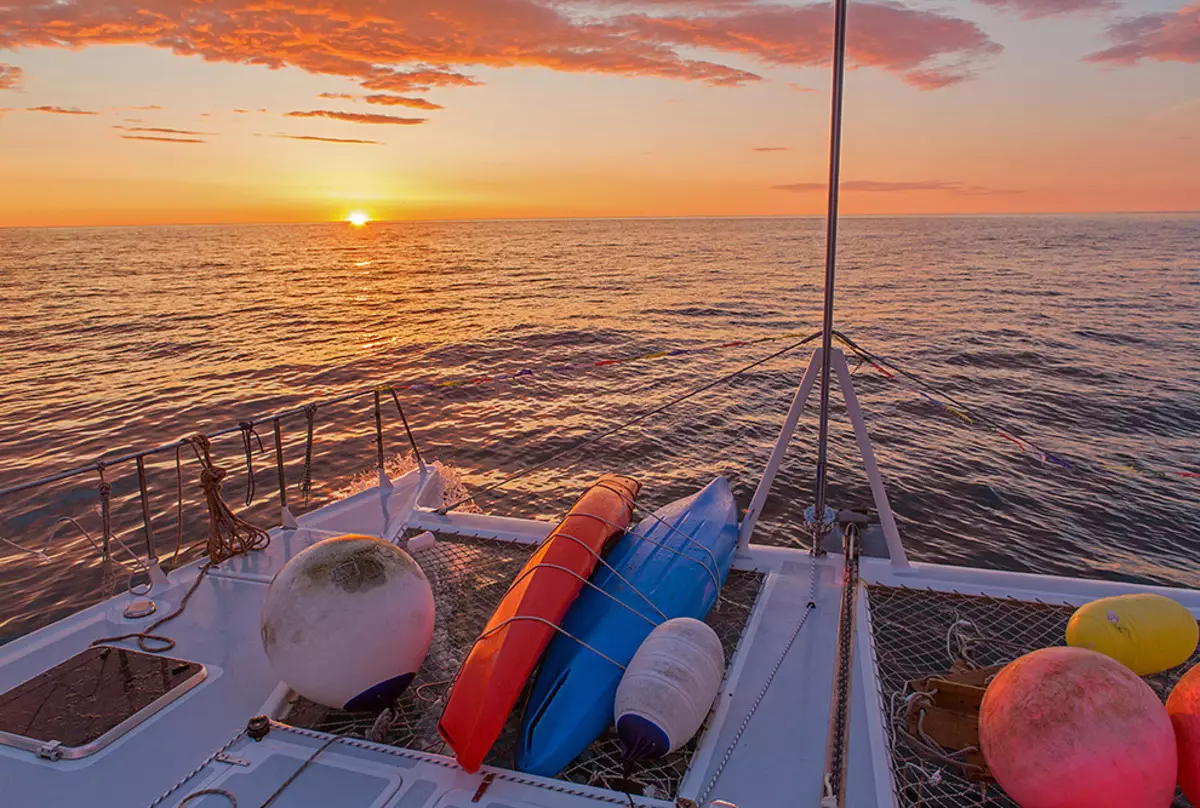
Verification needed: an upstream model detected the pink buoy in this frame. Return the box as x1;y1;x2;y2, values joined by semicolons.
979;646;1176;808
1168;663;1200;803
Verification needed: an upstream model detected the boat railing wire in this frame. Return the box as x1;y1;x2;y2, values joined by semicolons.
0;331;821;642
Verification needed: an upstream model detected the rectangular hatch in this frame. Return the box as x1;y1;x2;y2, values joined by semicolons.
0;645;206;760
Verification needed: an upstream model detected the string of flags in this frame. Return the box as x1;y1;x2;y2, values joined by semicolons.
384;331;813;393
378;326;1194;486
835;335;1198;485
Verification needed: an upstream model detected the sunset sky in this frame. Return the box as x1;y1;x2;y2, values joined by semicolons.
0;0;1197;226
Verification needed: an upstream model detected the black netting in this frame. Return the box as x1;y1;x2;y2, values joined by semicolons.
285;533;764;800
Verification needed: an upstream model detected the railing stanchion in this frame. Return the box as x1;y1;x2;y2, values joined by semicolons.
273;418;298;530
374;389;393;490
390;388;426;474
136;456;156;564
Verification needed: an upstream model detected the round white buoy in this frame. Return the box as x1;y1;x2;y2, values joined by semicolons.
615;617;725;760
260;534;435;711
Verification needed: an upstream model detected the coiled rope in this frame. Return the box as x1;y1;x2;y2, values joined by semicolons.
90;433;270;653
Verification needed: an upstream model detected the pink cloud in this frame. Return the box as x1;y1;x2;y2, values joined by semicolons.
614;3;1002;88
973;0;1118;19
0;62;21;90
121;135;205;143
286;109;425;125
1087;3;1200;64
0;1;1001;99
27;105;97;115
775;179;1023;195
276;134;381;144
364;94;443;110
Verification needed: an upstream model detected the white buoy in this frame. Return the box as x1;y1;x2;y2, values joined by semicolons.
615;617;725;760
260;534;435;711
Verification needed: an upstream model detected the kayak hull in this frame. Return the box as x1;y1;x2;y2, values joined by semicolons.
517;476;738;777
438;474;640;773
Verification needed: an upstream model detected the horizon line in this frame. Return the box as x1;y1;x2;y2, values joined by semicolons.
3;210;1199;230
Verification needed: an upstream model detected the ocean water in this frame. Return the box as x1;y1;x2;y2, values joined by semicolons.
1;215;1198;642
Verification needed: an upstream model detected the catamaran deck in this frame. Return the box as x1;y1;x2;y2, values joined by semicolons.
2;468;1197;807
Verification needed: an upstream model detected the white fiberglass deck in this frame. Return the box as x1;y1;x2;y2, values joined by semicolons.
2;468;1198;808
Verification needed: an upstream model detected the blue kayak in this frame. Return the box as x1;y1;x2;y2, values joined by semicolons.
517;476;739;776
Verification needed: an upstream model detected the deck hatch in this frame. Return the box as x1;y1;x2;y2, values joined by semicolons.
0;645;205;759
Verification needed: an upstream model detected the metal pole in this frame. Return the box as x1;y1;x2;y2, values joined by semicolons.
373;389;387;472
737;349;823;553
135;456;157;564
389;388;426;473
831;349;910;568
813;0;851;546
273;418;288;510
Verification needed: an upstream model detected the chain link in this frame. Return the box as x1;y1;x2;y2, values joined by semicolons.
825;525;859;802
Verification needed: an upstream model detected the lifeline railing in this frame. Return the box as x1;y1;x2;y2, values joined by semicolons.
0;383;425;577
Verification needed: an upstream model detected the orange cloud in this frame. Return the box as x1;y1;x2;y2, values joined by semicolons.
114;125;213;135
615;4;1002;88
318;92;357;101
974;0;1117;18
0;62;20;90
0;1;1001;98
774;180;1023;195
26;105;97;115
753;146;790;152
363;94;443;110
276;134;381;144
233;108;268;114
285;109;426;125
121;135;205;143
1087;3;1200;64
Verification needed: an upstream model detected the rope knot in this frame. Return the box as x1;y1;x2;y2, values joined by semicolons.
200;465;226;489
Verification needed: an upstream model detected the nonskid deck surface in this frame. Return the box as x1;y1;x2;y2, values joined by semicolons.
867;585;1198;808
284;532;766;799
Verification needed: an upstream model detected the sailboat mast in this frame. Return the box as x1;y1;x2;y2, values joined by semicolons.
812;0;851;546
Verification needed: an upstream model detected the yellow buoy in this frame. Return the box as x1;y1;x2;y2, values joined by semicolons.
1066;593;1197;676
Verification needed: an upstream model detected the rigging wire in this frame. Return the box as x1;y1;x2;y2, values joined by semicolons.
435;332;821;514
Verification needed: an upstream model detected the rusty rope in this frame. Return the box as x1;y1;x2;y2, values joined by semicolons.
184;433;270;564
238;420;265;507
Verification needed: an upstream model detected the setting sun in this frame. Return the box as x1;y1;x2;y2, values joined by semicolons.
347;211;370;227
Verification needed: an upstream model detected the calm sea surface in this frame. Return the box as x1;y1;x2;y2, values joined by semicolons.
1;216;1198;641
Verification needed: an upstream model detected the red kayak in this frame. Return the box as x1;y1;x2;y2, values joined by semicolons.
438;474;640;773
